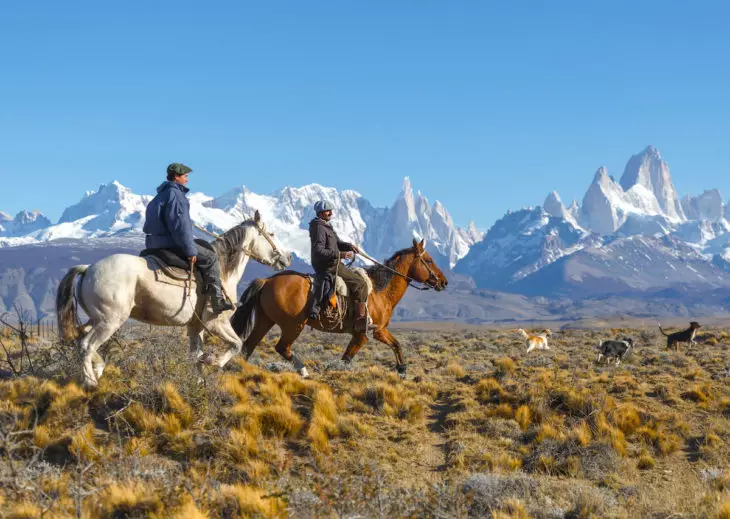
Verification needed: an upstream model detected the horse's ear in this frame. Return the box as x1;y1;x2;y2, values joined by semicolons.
254;210;261;223
412;238;419;249
419;239;425;250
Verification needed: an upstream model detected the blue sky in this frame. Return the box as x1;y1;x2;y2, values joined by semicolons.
1;1;729;229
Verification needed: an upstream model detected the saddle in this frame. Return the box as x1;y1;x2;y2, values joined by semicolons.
308;268;373;329
140;239;212;287
140;248;191;279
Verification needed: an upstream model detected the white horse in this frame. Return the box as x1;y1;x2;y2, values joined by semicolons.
56;210;292;387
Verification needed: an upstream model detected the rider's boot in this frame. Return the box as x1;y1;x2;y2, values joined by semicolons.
207;284;235;315
308;299;321;321
353;302;368;332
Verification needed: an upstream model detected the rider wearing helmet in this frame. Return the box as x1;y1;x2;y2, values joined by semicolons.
143;163;234;315
309;200;368;332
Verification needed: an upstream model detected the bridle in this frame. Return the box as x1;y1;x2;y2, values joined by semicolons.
195;220;284;268
358;248;444;291
245;220;284;268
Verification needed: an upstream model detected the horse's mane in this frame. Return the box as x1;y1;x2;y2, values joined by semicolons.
211;220;256;278
365;246;414;292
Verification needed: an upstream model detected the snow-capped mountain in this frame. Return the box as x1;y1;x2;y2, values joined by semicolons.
454;206;601;290
0;178;478;268
0;210;52;238
457;145;730;297
682;189;724;222
578;147;688;236
619;145;685;221
359;178;477;267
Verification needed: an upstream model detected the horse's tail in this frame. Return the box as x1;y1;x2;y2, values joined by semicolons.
657;321;669;336
230;278;267;339
56;265;89;343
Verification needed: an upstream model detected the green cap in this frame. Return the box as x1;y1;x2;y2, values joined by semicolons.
167;163;192;176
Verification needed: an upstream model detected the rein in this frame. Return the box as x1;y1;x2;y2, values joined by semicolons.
357;249;436;291
194;221;283;268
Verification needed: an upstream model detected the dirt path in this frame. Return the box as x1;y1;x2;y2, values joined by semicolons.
419;392;458;481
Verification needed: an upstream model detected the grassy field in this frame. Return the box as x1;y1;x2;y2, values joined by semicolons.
1;322;730;518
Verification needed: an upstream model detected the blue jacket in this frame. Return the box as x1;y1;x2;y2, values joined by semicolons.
143;181;197;258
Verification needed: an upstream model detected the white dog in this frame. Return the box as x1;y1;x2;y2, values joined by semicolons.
517;329;552;353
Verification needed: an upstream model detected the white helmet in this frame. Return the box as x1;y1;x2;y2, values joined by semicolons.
314;200;334;214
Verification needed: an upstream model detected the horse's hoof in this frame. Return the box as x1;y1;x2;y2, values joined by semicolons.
198;352;216;365
299;367;310;378
396;365;407;379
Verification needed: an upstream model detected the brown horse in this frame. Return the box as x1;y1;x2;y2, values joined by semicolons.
230;239;448;377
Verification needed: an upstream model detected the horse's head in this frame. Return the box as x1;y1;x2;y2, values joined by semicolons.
244;210;292;271
406;238;448;291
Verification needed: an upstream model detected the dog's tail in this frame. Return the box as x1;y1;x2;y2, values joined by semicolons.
516;328;529;339
657;321;669;336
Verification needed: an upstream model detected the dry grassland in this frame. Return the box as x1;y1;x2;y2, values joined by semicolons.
1;323;730;518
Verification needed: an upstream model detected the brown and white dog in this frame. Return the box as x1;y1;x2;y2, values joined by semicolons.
517;329;552;353
658;321;701;352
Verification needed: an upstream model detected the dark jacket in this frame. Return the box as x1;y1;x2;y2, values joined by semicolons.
309;217;355;274
143;181;197;258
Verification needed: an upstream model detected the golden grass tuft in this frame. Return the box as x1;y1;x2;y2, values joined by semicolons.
353;381;425;421
257;403;304;438
7;502;42;519
682;383;712;403
122;402;162;434
446;361;467;377
475;377;505;403
492;498;531;519
595;413;627;456
515;405;532;430
613;403;642;435
719;397;730;416
169;495;208;519
159;382;194;427
91;482;163;518
570;422;592;447
227;426;259;462
489;403;514;419
69;423;102;461
715;498;730;519
484;452;523;472
536;423;563;443
637;453;655;470
494;357;517;376
219;484;285;518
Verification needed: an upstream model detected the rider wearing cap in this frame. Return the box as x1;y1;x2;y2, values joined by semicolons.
309;200;368;332
143;163;234;315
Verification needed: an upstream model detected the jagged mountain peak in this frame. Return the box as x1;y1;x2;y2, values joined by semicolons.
0;211;11;222
543;190;566;218
0;209;52;238
681;189;724;223
593;166;609;182
619;146;685;222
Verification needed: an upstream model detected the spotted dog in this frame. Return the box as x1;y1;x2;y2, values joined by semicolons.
597;337;634;366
